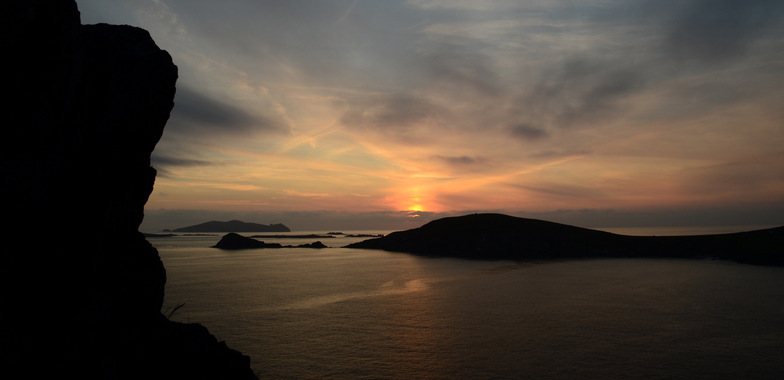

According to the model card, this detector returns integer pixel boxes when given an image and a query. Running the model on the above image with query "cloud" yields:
[340,92,446,143]
[662,0,784,65]
[152,154,214,168]
[150,154,215,178]
[169,86,288,135]
[519,58,645,130]
[421,35,503,97]
[283,189,331,199]
[162,0,429,90]
[432,155,484,166]
[510,182,608,200]
[677,154,784,202]
[528,150,590,159]
[430,155,491,174]
[509,123,548,141]
[503,1,784,135]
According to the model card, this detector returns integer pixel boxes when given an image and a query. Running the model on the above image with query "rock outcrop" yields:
[1,1,256,378]
[214,233,282,249]
[213,233,328,250]
[299,241,328,249]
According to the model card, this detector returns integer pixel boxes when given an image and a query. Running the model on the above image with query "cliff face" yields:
[1,1,255,378]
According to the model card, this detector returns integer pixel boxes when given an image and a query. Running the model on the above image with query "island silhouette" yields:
[346,213,784,266]
[173,220,290,233]
[213,233,327,250]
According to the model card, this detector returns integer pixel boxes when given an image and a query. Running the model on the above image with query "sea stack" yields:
[0,1,255,378]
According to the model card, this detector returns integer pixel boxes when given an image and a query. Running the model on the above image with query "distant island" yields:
[345,233,385,238]
[346,213,784,266]
[173,220,290,233]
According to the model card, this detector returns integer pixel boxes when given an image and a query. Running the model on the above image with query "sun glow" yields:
[408,204,424,212]
[388,186,435,213]
[401,190,428,213]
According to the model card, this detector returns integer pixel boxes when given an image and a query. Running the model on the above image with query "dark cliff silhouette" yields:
[346,213,784,266]
[1,1,255,378]
[174,220,290,233]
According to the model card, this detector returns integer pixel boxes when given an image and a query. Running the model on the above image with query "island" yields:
[345,233,385,238]
[173,220,290,233]
[345,213,784,266]
[143,233,176,238]
[213,233,327,250]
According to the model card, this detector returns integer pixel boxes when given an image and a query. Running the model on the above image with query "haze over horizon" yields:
[77,1,784,232]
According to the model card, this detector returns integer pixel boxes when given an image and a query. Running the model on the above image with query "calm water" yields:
[152,232,784,379]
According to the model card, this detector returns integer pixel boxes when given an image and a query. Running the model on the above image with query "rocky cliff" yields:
[1,1,256,378]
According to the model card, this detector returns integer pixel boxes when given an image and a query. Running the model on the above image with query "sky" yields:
[77,0,784,232]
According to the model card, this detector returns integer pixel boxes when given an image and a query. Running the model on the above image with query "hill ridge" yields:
[346,213,784,266]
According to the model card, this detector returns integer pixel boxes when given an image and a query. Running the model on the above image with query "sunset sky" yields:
[78,0,784,232]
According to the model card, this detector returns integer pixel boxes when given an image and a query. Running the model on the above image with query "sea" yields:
[148,227,784,379]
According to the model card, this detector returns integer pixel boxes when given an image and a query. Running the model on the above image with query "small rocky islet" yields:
[213,232,327,250]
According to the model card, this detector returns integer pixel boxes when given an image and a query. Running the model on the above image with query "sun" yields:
[408,204,424,212]
[390,187,438,213]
